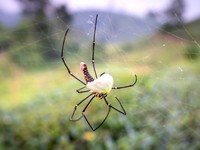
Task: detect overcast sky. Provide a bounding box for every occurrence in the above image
[0,0,200,21]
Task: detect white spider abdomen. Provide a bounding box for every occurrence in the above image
[86,73,113,93]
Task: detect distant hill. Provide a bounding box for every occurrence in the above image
[71,10,159,43]
[0,9,159,43]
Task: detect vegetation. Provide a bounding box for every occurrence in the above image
[0,9,200,150]
[184,44,199,59]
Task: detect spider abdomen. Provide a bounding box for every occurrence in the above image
[86,73,113,94]
[80,62,94,82]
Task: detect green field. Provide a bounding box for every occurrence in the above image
[0,19,200,149]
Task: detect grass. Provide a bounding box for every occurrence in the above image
[1,61,199,149]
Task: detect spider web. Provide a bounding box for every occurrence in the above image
[1,2,200,149]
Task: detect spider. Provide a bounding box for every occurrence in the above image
[61,14,137,131]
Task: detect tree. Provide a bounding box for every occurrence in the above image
[162,0,185,30]
[17,0,72,59]
[55,5,72,25]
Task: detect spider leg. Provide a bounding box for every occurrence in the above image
[82,95,111,131]
[61,28,86,85]
[103,96,126,115]
[92,14,98,79]
[112,74,137,89]
[82,95,126,131]
[70,93,94,121]
[76,86,90,94]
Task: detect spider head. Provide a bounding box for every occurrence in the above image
[95,93,107,100]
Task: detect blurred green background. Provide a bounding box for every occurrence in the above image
[0,0,200,149]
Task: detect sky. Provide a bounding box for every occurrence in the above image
[0,0,200,21]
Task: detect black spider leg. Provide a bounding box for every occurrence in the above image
[104,96,126,115]
[92,14,98,79]
[83,96,126,131]
[70,93,94,121]
[82,96,111,131]
[76,86,90,93]
[61,28,86,85]
[112,74,137,89]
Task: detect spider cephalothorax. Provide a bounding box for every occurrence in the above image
[61,14,137,131]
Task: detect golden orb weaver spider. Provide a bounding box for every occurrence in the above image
[61,14,137,131]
